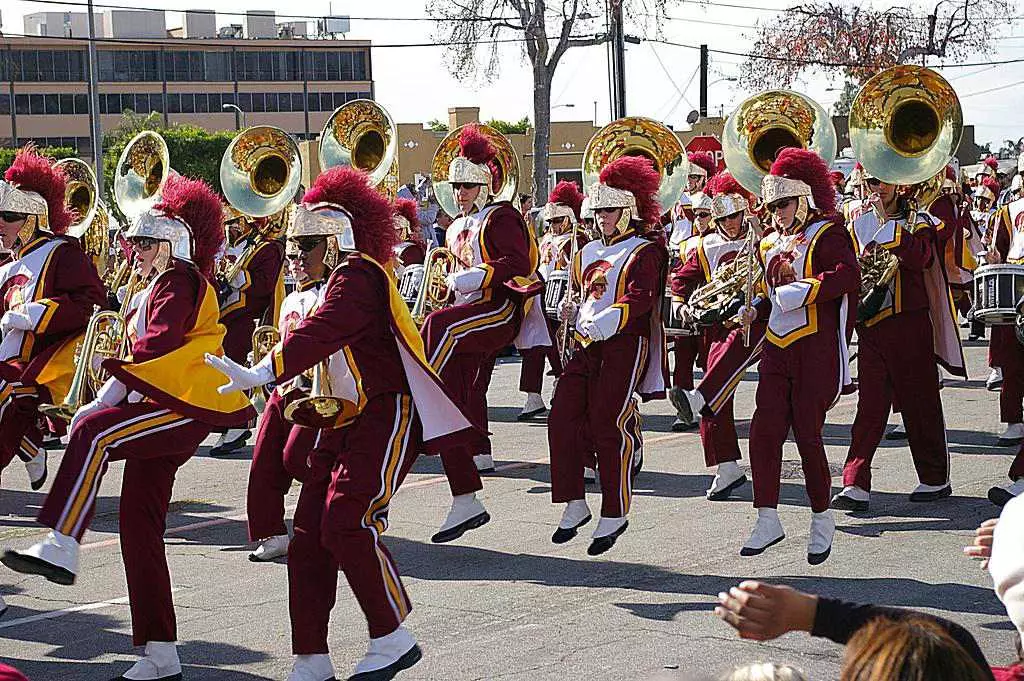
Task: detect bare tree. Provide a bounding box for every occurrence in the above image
[740,0,1011,90]
[427,1,674,205]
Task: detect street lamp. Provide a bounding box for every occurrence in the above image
[552,103,576,111]
[222,103,246,131]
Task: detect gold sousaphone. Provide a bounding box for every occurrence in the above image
[114,130,170,220]
[221,125,302,218]
[431,123,520,219]
[55,157,108,275]
[320,99,400,198]
[722,90,838,194]
[581,116,690,216]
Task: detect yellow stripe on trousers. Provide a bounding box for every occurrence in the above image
[616,338,648,515]
[429,300,515,372]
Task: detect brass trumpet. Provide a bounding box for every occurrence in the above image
[410,247,457,325]
[283,359,360,430]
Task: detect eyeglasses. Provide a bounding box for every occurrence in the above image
[766,198,795,213]
[593,207,620,215]
[694,211,712,219]
[289,237,325,254]
[0,211,27,223]
[129,236,160,251]
[451,182,482,190]
[865,178,883,187]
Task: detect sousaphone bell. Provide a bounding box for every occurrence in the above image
[114,130,170,220]
[220,125,302,218]
[431,123,520,219]
[320,99,400,198]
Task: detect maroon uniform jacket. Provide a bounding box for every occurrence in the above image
[219,239,285,363]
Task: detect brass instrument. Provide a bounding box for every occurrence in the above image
[686,249,761,327]
[722,91,838,194]
[56,158,110,276]
[742,226,756,347]
[220,126,302,218]
[581,116,690,216]
[251,325,280,365]
[431,123,520,219]
[319,99,399,198]
[114,131,170,220]
[283,358,360,430]
[411,247,457,325]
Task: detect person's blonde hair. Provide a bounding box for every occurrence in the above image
[720,663,808,681]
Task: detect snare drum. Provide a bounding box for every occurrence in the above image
[974,264,1024,325]
[663,287,696,337]
[398,264,424,307]
[543,270,570,321]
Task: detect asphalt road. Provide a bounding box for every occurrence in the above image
[0,334,1017,680]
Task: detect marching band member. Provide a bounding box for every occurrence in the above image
[420,125,537,543]
[2,175,254,681]
[976,175,1006,390]
[213,206,286,455]
[831,173,965,513]
[244,234,328,563]
[740,148,859,564]
[549,156,667,555]
[670,173,764,501]
[985,193,1024,506]
[516,180,585,420]
[0,147,105,493]
[392,197,425,278]
[204,166,477,681]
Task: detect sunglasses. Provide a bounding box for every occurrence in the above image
[289,237,325,254]
[129,236,160,250]
[694,211,712,219]
[866,178,883,187]
[451,182,482,190]
[766,197,795,213]
[593,206,620,215]
[0,211,27,223]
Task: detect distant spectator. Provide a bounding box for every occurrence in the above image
[433,209,453,247]
[842,616,988,681]
[721,663,807,681]
[519,192,534,217]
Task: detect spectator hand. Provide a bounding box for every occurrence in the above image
[715,581,818,641]
[964,517,998,570]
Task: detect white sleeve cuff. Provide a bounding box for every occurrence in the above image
[591,306,623,340]
[97,377,128,407]
[21,301,50,331]
[772,280,817,313]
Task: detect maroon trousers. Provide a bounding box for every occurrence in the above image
[695,323,766,468]
[549,334,648,519]
[992,325,1024,424]
[289,392,419,651]
[748,336,840,513]
[246,389,316,541]
[671,335,700,390]
[36,401,211,645]
[421,297,520,495]
[842,309,948,491]
[0,371,46,482]
[519,318,562,393]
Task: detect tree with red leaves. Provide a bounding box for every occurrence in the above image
[740,0,1010,90]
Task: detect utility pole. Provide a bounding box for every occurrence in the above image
[608,0,626,119]
[86,0,104,193]
[699,44,709,118]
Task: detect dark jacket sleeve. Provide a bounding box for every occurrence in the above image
[479,205,533,287]
[33,240,106,337]
[670,247,706,299]
[811,597,995,681]
[131,269,200,363]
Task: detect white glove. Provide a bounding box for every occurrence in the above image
[671,301,686,322]
[204,353,273,394]
[580,319,606,342]
[69,398,107,433]
[96,377,128,407]
[738,304,758,326]
[0,310,32,335]
[447,269,482,295]
[558,300,578,323]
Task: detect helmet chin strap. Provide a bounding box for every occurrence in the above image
[15,215,39,252]
[154,241,172,274]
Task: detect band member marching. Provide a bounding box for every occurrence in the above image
[392,197,425,278]
[0,147,105,493]
[549,156,668,555]
[831,171,965,512]
[213,206,286,454]
[2,175,255,681]
[516,180,586,420]
[740,148,859,564]
[421,124,538,543]
[670,172,765,501]
[204,166,479,681]
[244,234,329,563]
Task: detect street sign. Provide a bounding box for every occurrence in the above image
[685,135,725,172]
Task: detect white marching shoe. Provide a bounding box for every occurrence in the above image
[831,485,869,512]
[988,367,1004,391]
[551,499,592,544]
[706,461,747,501]
[248,534,289,563]
[999,423,1024,444]
[208,432,226,449]
[740,508,785,556]
[116,641,182,681]
[350,626,422,680]
[287,654,336,681]
[1,530,79,585]
[472,453,495,473]
[517,392,547,420]
[210,428,250,456]
[583,467,597,483]
[430,493,490,544]
[807,510,835,565]
[587,516,628,556]
[24,450,47,491]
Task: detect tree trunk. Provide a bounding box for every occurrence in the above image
[532,63,553,207]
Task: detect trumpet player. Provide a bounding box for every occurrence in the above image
[213,206,286,455]
[244,234,328,563]
[832,171,964,513]
[420,125,537,543]
[0,147,105,493]
[3,175,254,681]
[517,180,586,420]
[670,173,764,501]
[740,149,859,564]
[549,156,668,556]
[204,166,477,681]
[392,197,425,278]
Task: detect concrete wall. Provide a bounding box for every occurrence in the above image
[23,12,91,38]
[102,10,167,39]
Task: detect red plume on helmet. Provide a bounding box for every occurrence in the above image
[854,162,864,171]
[598,156,662,227]
[945,165,957,181]
[154,175,224,282]
[548,180,584,221]
[768,148,837,216]
[706,171,752,203]
[982,176,1001,196]
[459,124,502,193]
[829,171,845,188]
[4,146,73,235]
[687,152,718,178]
[984,156,1000,172]
[393,197,425,249]
[303,166,397,265]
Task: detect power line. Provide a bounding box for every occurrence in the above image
[961,78,1024,98]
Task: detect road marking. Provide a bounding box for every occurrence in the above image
[0,595,130,630]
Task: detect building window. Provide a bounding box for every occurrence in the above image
[74,93,88,113]
[205,52,231,81]
[353,52,367,80]
[0,94,9,116]
[44,93,59,115]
